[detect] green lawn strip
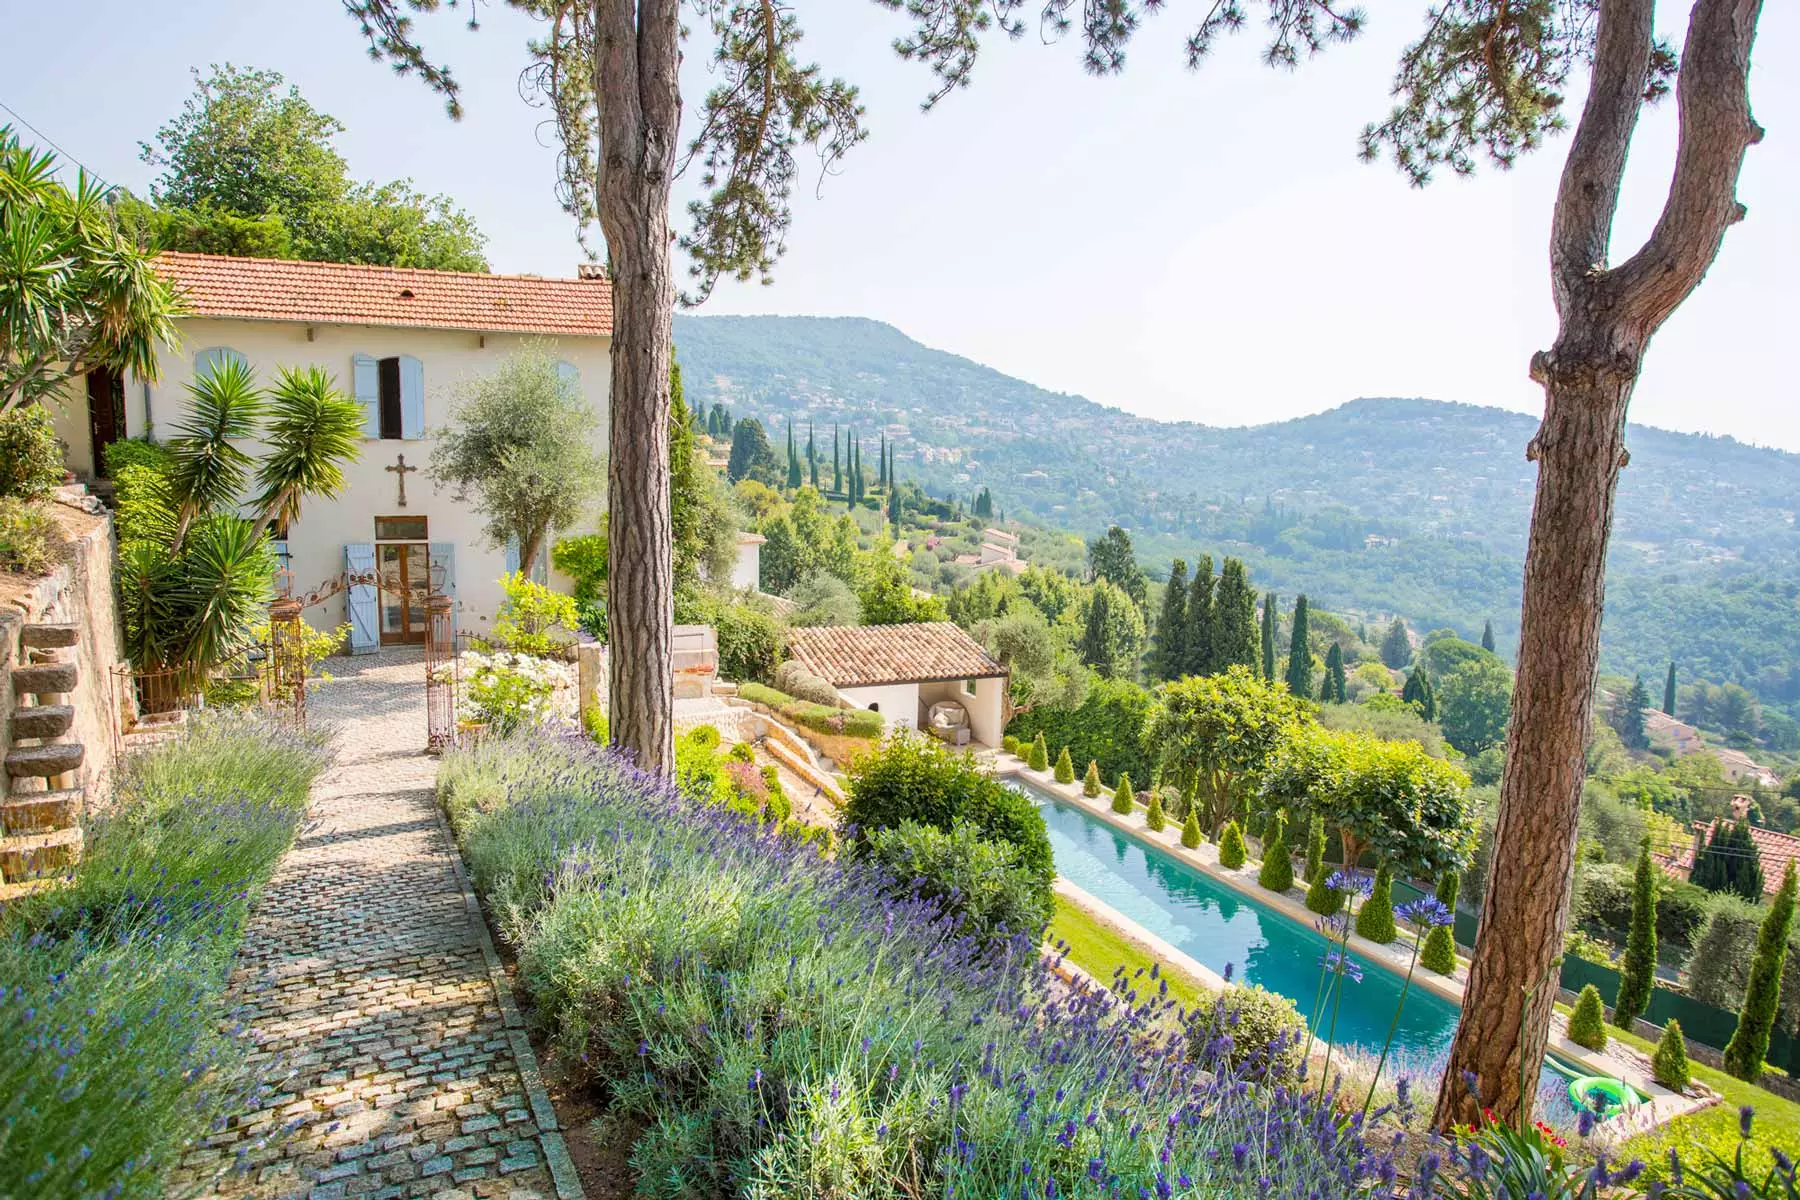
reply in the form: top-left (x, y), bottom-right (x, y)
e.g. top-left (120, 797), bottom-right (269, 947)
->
top-left (1602, 1018), bottom-right (1800, 1182)
top-left (1048, 894), bottom-right (1209, 1009)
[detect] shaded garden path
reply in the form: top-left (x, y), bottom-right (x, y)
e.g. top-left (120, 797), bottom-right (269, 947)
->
top-left (170, 649), bottom-right (579, 1200)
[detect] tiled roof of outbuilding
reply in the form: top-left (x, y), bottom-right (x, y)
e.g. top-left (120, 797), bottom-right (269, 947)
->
top-left (785, 622), bottom-right (1006, 688)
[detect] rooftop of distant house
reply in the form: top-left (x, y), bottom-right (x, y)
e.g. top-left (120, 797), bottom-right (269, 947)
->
top-left (1658, 815), bottom-right (1800, 898)
top-left (153, 252), bottom-right (614, 338)
top-left (785, 622), bottom-right (1005, 688)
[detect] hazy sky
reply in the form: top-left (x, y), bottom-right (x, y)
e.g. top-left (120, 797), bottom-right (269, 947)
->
top-left (7, 1), bottom-right (1795, 449)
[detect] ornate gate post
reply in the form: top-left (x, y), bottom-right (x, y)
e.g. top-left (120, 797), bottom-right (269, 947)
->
top-left (266, 598), bottom-right (307, 729)
top-left (424, 593), bottom-right (456, 754)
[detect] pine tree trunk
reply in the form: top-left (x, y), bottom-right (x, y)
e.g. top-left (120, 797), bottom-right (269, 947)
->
top-left (596, 0), bottom-right (681, 773)
top-left (1433, 0), bottom-right (1762, 1129)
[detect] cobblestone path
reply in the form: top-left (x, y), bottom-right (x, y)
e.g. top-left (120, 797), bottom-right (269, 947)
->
top-left (170, 649), bottom-right (577, 1200)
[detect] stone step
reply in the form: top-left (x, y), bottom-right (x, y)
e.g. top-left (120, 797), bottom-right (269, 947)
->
top-left (9, 704), bottom-right (74, 740)
top-left (0, 790), bottom-right (81, 835)
top-left (0, 826), bottom-right (82, 880)
top-left (4, 742), bottom-right (84, 779)
top-left (11, 662), bottom-right (77, 696)
top-left (20, 623), bottom-right (79, 649)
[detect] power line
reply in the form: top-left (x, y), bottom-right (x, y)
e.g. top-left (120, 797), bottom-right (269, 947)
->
top-left (0, 97), bottom-right (113, 189)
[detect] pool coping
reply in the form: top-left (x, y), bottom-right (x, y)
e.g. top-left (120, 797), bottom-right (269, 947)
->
top-left (1001, 756), bottom-right (1685, 1111)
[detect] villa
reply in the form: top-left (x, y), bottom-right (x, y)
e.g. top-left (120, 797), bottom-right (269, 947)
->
top-left (50, 252), bottom-right (613, 648)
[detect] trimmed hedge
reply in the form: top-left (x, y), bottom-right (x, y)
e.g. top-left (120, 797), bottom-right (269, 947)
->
top-left (739, 681), bottom-right (883, 739)
top-left (1652, 1019), bottom-right (1691, 1091)
top-left (1219, 821), bottom-right (1247, 870)
top-left (1006, 678), bottom-right (1152, 787)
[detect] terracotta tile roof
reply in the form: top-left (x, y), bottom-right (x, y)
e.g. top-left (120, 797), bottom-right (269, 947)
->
top-left (786, 622), bottom-right (1005, 688)
top-left (154, 252), bottom-right (612, 337)
top-left (1662, 819), bottom-right (1800, 897)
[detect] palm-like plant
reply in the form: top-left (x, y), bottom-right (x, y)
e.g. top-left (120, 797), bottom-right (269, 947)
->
top-left (167, 358), bottom-right (263, 549)
top-left (0, 126), bottom-right (179, 412)
top-left (251, 366), bottom-right (364, 538)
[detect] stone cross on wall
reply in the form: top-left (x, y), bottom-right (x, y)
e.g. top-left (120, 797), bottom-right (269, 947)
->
top-left (386, 454), bottom-right (418, 508)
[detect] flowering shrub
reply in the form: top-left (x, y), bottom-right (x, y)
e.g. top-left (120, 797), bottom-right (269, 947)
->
top-left (437, 733), bottom-right (1415, 1198)
top-left (0, 713), bottom-right (332, 1199)
top-left (459, 650), bottom-right (559, 735)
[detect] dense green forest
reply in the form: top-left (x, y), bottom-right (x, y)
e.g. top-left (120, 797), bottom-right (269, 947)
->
top-left (673, 315), bottom-right (1800, 720)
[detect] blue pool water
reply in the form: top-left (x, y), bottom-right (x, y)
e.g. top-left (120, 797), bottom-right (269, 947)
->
top-left (1024, 783), bottom-right (1463, 1055)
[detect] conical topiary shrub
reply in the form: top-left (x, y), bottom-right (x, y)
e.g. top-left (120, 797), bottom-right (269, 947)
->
top-left (1111, 773), bottom-right (1135, 815)
top-left (1652, 1020), bottom-right (1691, 1091)
top-left (1257, 812), bottom-right (1293, 892)
top-left (1305, 868), bottom-right (1343, 916)
top-left (1028, 732), bottom-right (1049, 772)
top-left (1355, 865), bottom-right (1397, 944)
top-left (1420, 924), bottom-right (1457, 975)
top-left (1568, 984), bottom-right (1608, 1051)
top-left (1181, 806), bottom-right (1202, 849)
top-left (1053, 746), bottom-right (1075, 784)
top-left (1083, 760), bottom-right (1102, 798)
top-left (1303, 815), bottom-right (1326, 885)
top-left (1145, 788), bottom-right (1166, 832)
top-left (1218, 821), bottom-right (1247, 869)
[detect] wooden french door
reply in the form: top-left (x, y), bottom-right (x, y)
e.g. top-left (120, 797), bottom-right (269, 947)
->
top-left (377, 542), bottom-right (430, 645)
top-left (86, 367), bottom-right (125, 476)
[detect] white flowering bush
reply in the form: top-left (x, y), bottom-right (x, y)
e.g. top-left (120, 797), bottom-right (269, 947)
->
top-left (458, 650), bottom-right (558, 736)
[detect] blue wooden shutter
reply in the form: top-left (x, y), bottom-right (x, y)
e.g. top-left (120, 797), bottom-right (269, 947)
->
top-left (345, 543), bottom-right (378, 654)
top-left (503, 536), bottom-right (520, 577)
top-left (195, 347), bottom-right (247, 381)
top-left (556, 360), bottom-right (579, 391)
top-left (399, 355), bottom-right (425, 439)
top-left (429, 543), bottom-right (457, 627)
top-left (351, 354), bottom-right (380, 439)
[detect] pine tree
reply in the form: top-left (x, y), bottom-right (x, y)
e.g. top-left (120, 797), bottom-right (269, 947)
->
top-left (1111, 773), bottom-right (1135, 815)
top-left (1303, 815), bottom-right (1326, 885)
top-left (1481, 620), bottom-right (1496, 653)
top-left (1258, 812), bottom-right (1293, 891)
top-left (1663, 662), bottom-right (1677, 715)
top-left (1083, 760), bottom-right (1102, 798)
top-left (1323, 643), bottom-right (1346, 703)
top-left (1213, 558), bottom-right (1260, 670)
top-left (1153, 559), bottom-right (1189, 682)
top-left (1568, 985), bottom-right (1608, 1051)
top-left (1722, 861), bottom-right (1797, 1082)
top-left (1284, 594), bottom-right (1312, 699)
top-left (1652, 1020), bottom-right (1691, 1091)
top-left (1356, 865), bottom-right (1397, 943)
top-left (1146, 788), bottom-right (1166, 832)
top-left (1183, 554), bottom-right (1215, 676)
top-left (1028, 732), bottom-right (1049, 772)
top-left (1261, 591), bottom-right (1277, 682)
top-left (1380, 617), bottom-right (1411, 669)
top-left (1054, 746), bottom-right (1075, 784)
top-left (1181, 806), bottom-right (1202, 849)
top-left (1613, 838), bottom-right (1659, 1030)
top-left (1218, 821), bottom-right (1247, 869)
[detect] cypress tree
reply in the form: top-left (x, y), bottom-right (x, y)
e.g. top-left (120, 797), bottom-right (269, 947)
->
top-left (807, 423), bottom-right (818, 488)
top-left (1181, 806), bottom-right (1202, 849)
top-left (1613, 838), bottom-right (1659, 1030)
top-left (1083, 760), bottom-right (1102, 798)
top-left (1305, 863), bottom-right (1343, 916)
top-left (1258, 812), bottom-right (1293, 892)
top-left (832, 425), bottom-right (841, 493)
top-left (1568, 985), bottom-right (1608, 1051)
top-left (1153, 559), bottom-right (1189, 682)
top-left (1214, 558), bottom-right (1260, 670)
top-left (1303, 815), bottom-right (1326, 884)
top-left (1402, 667), bottom-right (1436, 721)
top-left (1435, 870), bottom-right (1460, 910)
top-left (1652, 1020), bottom-right (1691, 1091)
top-left (786, 421), bottom-right (803, 489)
top-left (1218, 821), bottom-right (1247, 869)
top-left (1284, 594), bottom-right (1312, 699)
top-left (1028, 732), bottom-right (1049, 772)
top-left (1261, 591), bottom-right (1277, 682)
top-left (1323, 643), bottom-right (1346, 703)
top-left (1183, 554), bottom-right (1215, 677)
top-left (1421, 869), bottom-right (1460, 974)
top-left (1054, 746), bottom-right (1075, 784)
top-left (1356, 865), bottom-right (1397, 943)
top-left (887, 483), bottom-right (902, 528)
top-left (1111, 773), bottom-right (1135, 815)
top-left (1380, 617), bottom-right (1411, 669)
top-left (1722, 861), bottom-right (1796, 1082)
top-left (1481, 619), bottom-right (1496, 653)
top-left (1615, 674), bottom-right (1650, 749)
top-left (1664, 661), bottom-right (1677, 715)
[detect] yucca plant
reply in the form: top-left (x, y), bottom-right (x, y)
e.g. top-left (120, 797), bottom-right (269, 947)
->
top-left (250, 366), bottom-right (365, 538)
top-left (166, 357), bottom-right (263, 550)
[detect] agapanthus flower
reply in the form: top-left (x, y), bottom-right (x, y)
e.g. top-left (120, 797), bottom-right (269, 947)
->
top-left (1319, 950), bottom-right (1364, 983)
top-left (1396, 896), bottom-right (1453, 927)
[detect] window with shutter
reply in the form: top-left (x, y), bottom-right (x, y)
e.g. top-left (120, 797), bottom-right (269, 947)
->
top-left (351, 354), bottom-right (380, 438)
top-left (377, 357), bottom-right (403, 440)
top-left (399, 355), bottom-right (425, 438)
top-left (195, 347), bottom-right (248, 381)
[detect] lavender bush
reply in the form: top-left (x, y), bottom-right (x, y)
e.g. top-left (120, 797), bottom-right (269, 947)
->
top-left (0, 712), bottom-right (332, 1199)
top-left (439, 734), bottom-right (1415, 1198)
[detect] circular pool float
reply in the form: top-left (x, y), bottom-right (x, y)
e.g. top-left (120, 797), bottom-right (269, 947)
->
top-left (1568, 1075), bottom-right (1641, 1117)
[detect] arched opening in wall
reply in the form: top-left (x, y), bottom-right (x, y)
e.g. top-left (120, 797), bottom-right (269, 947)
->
top-left (867, 702), bottom-right (880, 713)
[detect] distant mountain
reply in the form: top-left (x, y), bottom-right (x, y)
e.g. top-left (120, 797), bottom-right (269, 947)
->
top-left (673, 314), bottom-right (1800, 718)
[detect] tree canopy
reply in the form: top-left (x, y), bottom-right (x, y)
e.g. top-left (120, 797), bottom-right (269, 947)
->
top-left (1145, 665), bottom-right (1303, 839)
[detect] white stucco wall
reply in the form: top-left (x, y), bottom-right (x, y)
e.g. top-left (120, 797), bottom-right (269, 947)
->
top-left (51, 317), bottom-right (611, 632)
top-left (730, 540), bottom-right (761, 591)
top-left (838, 682), bottom-right (922, 731)
top-left (919, 676), bottom-right (1006, 748)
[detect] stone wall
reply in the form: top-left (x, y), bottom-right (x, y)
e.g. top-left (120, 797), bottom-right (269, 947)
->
top-left (1, 494), bottom-right (126, 805)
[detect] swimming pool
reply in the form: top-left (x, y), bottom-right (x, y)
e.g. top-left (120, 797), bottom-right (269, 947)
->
top-left (1021, 781), bottom-right (1463, 1055)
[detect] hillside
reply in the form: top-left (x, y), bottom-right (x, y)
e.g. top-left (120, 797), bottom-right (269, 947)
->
top-left (672, 314), bottom-right (1800, 718)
